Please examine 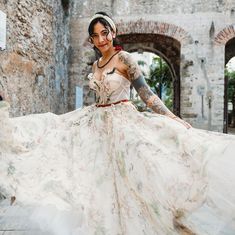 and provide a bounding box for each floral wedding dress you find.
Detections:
[0,69,235,235]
